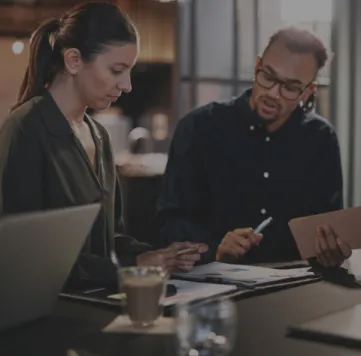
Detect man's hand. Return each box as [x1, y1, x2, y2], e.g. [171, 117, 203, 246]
[216, 228, 263, 261]
[315, 224, 352, 267]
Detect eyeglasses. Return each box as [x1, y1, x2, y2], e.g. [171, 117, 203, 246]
[255, 69, 310, 101]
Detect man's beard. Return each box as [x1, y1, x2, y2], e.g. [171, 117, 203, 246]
[253, 103, 279, 127]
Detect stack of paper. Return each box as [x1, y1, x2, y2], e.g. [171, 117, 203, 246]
[173, 262, 316, 288]
[163, 279, 238, 306]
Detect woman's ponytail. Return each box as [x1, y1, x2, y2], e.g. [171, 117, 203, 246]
[13, 18, 59, 110]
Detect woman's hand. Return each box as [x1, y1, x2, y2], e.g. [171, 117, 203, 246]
[172, 241, 208, 271]
[136, 242, 208, 273]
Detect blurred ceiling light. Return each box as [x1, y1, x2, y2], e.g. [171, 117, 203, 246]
[12, 41, 24, 55]
[129, 127, 151, 141]
[281, 0, 333, 23]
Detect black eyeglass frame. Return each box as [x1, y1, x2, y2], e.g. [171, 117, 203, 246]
[255, 59, 315, 101]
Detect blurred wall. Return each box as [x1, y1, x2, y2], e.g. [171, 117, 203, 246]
[129, 0, 175, 63]
[330, 0, 361, 207]
[176, 0, 332, 121]
[0, 37, 29, 121]
[0, 0, 175, 125]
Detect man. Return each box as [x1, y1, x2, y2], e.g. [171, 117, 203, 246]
[156, 27, 351, 268]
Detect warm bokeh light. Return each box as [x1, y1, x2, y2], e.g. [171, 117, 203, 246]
[12, 41, 24, 55]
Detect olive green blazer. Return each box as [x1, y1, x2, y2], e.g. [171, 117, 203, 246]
[0, 91, 150, 285]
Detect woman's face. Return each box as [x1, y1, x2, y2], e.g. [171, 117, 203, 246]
[73, 43, 139, 110]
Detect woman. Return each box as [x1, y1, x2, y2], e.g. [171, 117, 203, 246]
[0, 2, 207, 286]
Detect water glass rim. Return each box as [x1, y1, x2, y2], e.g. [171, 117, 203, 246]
[119, 265, 167, 277]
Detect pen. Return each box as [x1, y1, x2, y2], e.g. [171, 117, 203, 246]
[176, 246, 199, 256]
[83, 287, 106, 294]
[254, 216, 273, 234]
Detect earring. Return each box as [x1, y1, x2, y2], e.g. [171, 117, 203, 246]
[299, 100, 304, 108]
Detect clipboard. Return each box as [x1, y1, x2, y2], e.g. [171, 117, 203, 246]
[172, 262, 316, 288]
[288, 206, 361, 260]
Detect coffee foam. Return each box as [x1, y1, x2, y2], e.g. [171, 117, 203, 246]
[123, 275, 164, 287]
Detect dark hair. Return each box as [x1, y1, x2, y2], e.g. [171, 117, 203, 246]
[14, 1, 137, 110]
[263, 27, 328, 71]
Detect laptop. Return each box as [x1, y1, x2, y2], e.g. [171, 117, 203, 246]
[0, 203, 100, 331]
[287, 303, 361, 349]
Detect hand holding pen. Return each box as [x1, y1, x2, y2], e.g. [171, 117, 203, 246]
[216, 217, 273, 261]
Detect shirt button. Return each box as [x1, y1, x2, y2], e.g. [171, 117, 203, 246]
[265, 137, 270, 142]
[261, 208, 267, 215]
[263, 172, 269, 178]
[250, 125, 255, 131]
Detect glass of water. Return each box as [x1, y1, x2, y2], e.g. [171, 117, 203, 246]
[175, 298, 237, 356]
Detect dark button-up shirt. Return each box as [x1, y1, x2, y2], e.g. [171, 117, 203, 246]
[156, 89, 343, 264]
[0, 91, 150, 285]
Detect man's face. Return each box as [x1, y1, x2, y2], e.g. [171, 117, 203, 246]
[250, 40, 317, 123]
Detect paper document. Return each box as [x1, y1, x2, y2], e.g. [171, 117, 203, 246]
[289, 206, 361, 259]
[107, 279, 238, 306]
[173, 262, 315, 287]
[162, 279, 238, 306]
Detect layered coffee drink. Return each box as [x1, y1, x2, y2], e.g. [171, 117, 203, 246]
[119, 266, 167, 327]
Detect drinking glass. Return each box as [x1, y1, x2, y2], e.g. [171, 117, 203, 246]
[175, 298, 238, 356]
[118, 266, 167, 327]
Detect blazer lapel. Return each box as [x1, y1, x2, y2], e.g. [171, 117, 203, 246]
[38, 91, 104, 204]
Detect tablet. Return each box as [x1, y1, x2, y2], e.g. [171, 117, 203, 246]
[289, 206, 361, 259]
